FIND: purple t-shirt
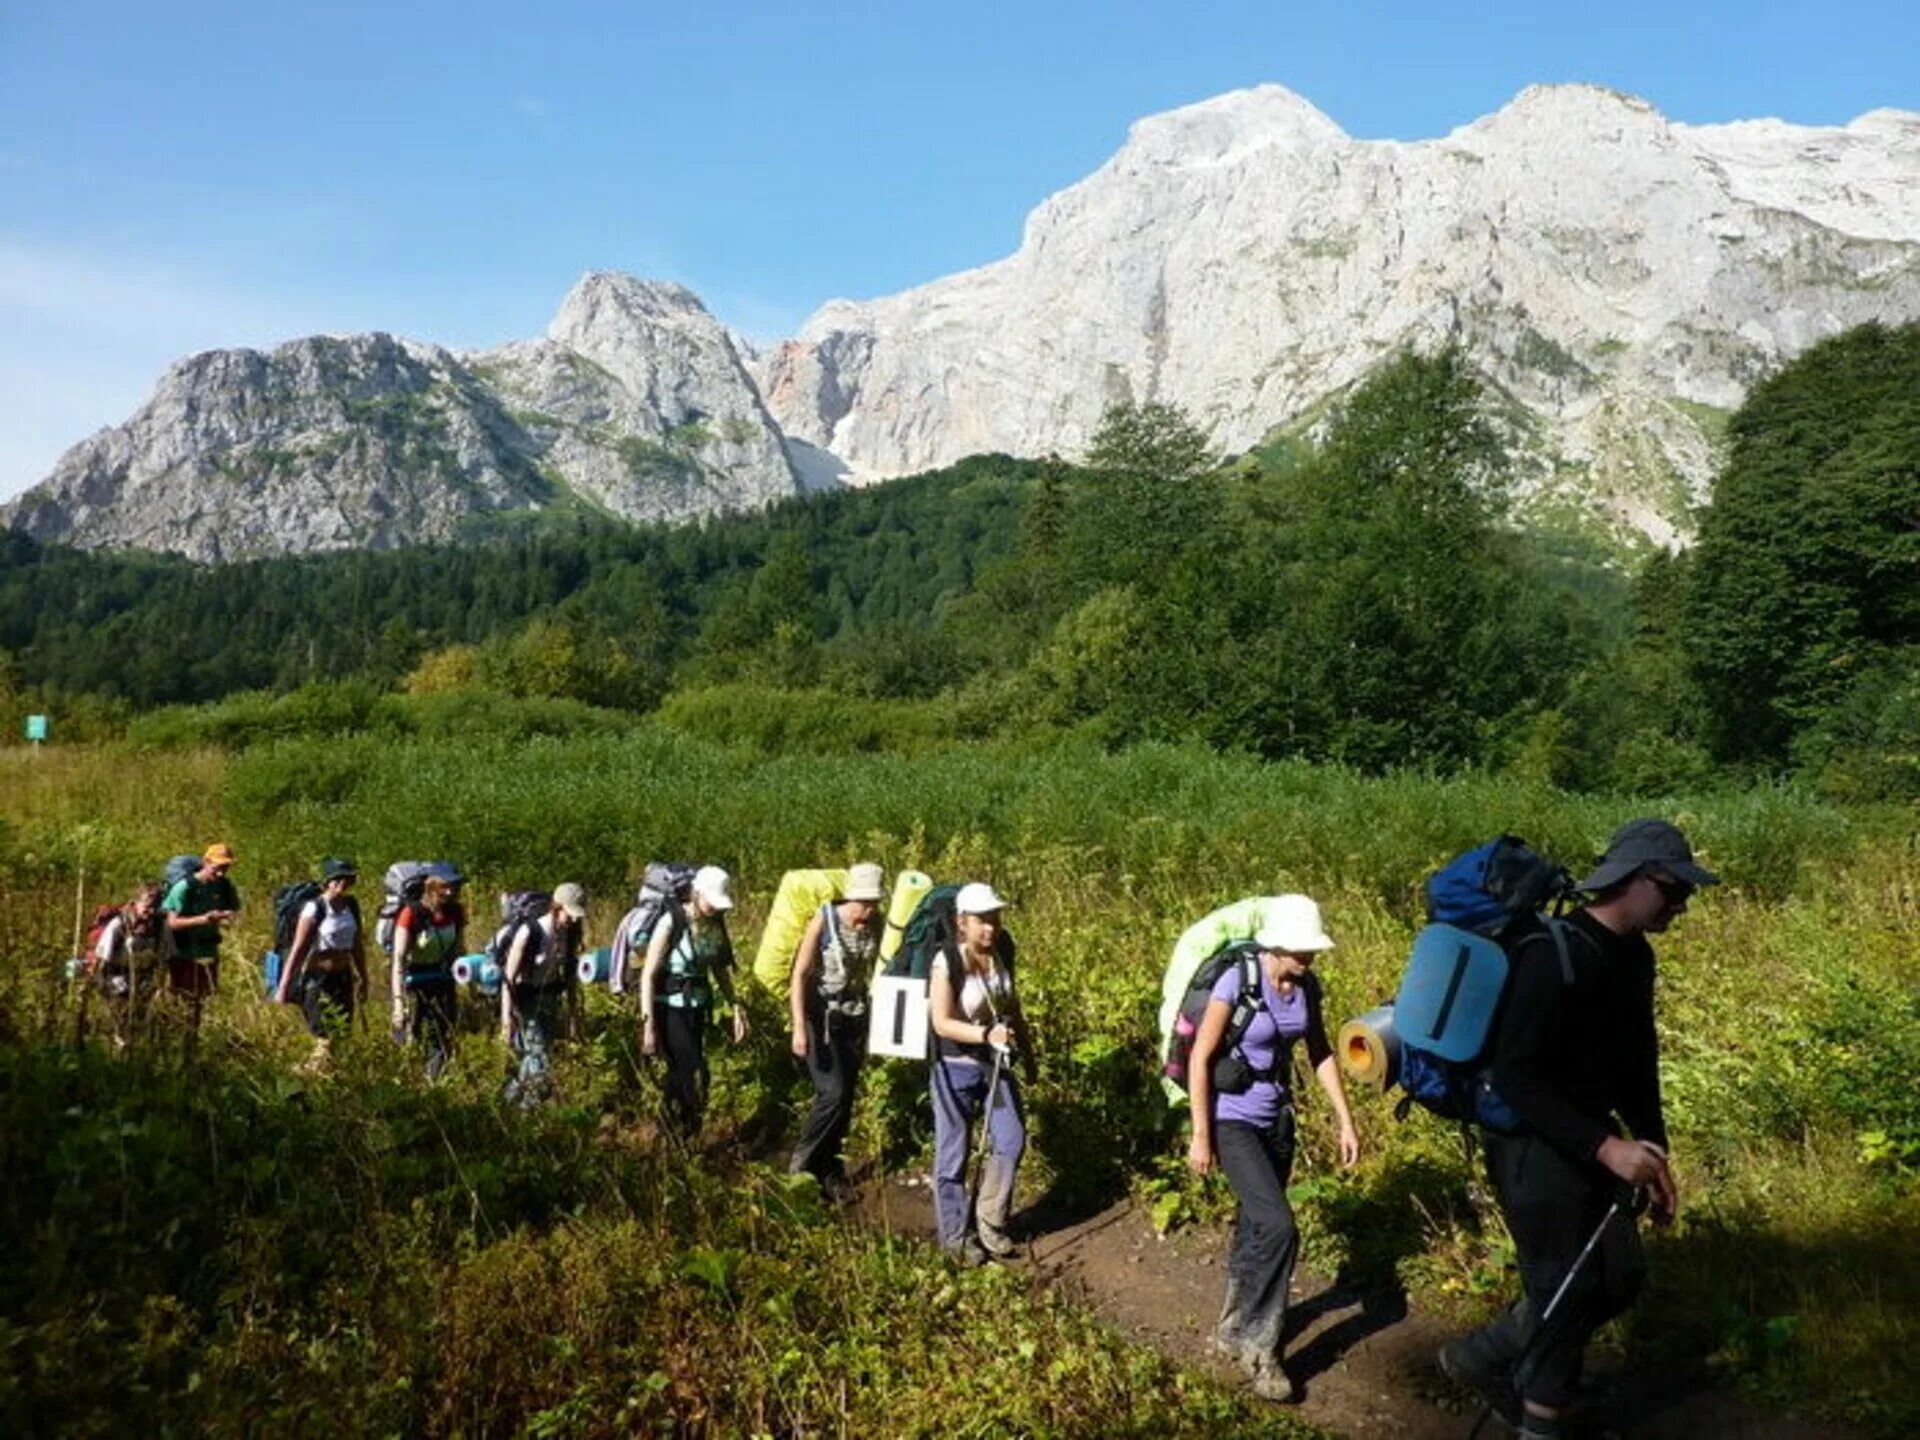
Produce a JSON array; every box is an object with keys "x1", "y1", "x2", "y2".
[{"x1": 1208, "y1": 963, "x2": 1312, "y2": 1127}]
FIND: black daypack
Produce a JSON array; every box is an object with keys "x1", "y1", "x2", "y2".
[
  {"x1": 1162, "y1": 941, "x2": 1284, "y2": 1095},
  {"x1": 486, "y1": 891, "x2": 567, "y2": 989},
  {"x1": 272, "y1": 880, "x2": 325, "y2": 955}
]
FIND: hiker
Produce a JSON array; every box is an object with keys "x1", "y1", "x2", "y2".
[
  {"x1": 1185, "y1": 894, "x2": 1358, "y2": 1403},
  {"x1": 1438, "y1": 819, "x2": 1714, "y2": 1440},
  {"x1": 93, "y1": 881, "x2": 163, "y2": 1043},
  {"x1": 389, "y1": 871, "x2": 465, "y2": 1079},
  {"x1": 274, "y1": 858, "x2": 367, "y2": 1048},
  {"x1": 162, "y1": 843, "x2": 240, "y2": 1035},
  {"x1": 639, "y1": 865, "x2": 746, "y2": 1137},
  {"x1": 788, "y1": 861, "x2": 886, "y2": 1195},
  {"x1": 501, "y1": 884, "x2": 588, "y2": 1106},
  {"x1": 928, "y1": 882, "x2": 1036, "y2": 1265}
]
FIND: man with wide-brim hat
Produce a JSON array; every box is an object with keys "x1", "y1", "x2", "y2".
[{"x1": 1439, "y1": 818, "x2": 1718, "y2": 1440}]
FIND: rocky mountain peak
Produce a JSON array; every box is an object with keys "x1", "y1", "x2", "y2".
[{"x1": 1116, "y1": 83, "x2": 1346, "y2": 167}]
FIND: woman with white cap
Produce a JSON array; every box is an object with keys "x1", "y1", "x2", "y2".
[
  {"x1": 928, "y1": 881, "x2": 1035, "y2": 1264},
  {"x1": 788, "y1": 862, "x2": 887, "y2": 1195},
  {"x1": 641, "y1": 864, "x2": 747, "y2": 1137},
  {"x1": 501, "y1": 882, "x2": 588, "y2": 1106},
  {"x1": 1186, "y1": 894, "x2": 1359, "y2": 1403}
]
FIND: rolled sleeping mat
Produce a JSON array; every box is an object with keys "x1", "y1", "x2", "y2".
[
  {"x1": 879, "y1": 869, "x2": 934, "y2": 963},
  {"x1": 751, "y1": 868, "x2": 849, "y2": 992},
  {"x1": 452, "y1": 953, "x2": 502, "y2": 995},
  {"x1": 577, "y1": 946, "x2": 613, "y2": 986},
  {"x1": 1338, "y1": 1004, "x2": 1401, "y2": 1091}
]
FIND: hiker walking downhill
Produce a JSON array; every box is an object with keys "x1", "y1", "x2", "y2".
[
  {"x1": 1438, "y1": 819, "x2": 1714, "y2": 1440},
  {"x1": 1186, "y1": 894, "x2": 1359, "y2": 1403},
  {"x1": 501, "y1": 884, "x2": 588, "y2": 1106},
  {"x1": 788, "y1": 862, "x2": 886, "y2": 1196},
  {"x1": 274, "y1": 858, "x2": 368, "y2": 1055},
  {"x1": 640, "y1": 866, "x2": 747, "y2": 1138},
  {"x1": 162, "y1": 843, "x2": 240, "y2": 1039},
  {"x1": 928, "y1": 882, "x2": 1036, "y2": 1265},
  {"x1": 390, "y1": 872, "x2": 465, "y2": 1079},
  {"x1": 92, "y1": 881, "x2": 163, "y2": 1046}
]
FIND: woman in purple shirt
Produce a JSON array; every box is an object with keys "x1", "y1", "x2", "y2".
[{"x1": 1186, "y1": 894, "x2": 1360, "y2": 1403}]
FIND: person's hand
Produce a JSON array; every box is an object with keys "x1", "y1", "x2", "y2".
[
  {"x1": 732, "y1": 1009, "x2": 749, "y2": 1045},
  {"x1": 791, "y1": 1027, "x2": 808, "y2": 1059},
  {"x1": 1598, "y1": 1137, "x2": 1677, "y2": 1220},
  {"x1": 1337, "y1": 1119, "x2": 1361, "y2": 1168},
  {"x1": 641, "y1": 1019, "x2": 658, "y2": 1057},
  {"x1": 1187, "y1": 1131, "x2": 1215, "y2": 1177},
  {"x1": 986, "y1": 1021, "x2": 1011, "y2": 1050}
]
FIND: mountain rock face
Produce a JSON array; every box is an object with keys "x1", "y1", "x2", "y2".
[
  {"x1": 5, "y1": 275, "x2": 803, "y2": 562},
  {"x1": 758, "y1": 85, "x2": 1920, "y2": 545}
]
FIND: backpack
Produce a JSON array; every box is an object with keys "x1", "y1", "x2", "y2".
[
  {"x1": 82, "y1": 903, "x2": 123, "y2": 972},
  {"x1": 163, "y1": 854, "x2": 201, "y2": 891},
  {"x1": 749, "y1": 868, "x2": 849, "y2": 992},
  {"x1": 1360, "y1": 836, "x2": 1583, "y2": 1132},
  {"x1": 1156, "y1": 896, "x2": 1289, "y2": 1105},
  {"x1": 1161, "y1": 941, "x2": 1280, "y2": 1096},
  {"x1": 608, "y1": 862, "x2": 696, "y2": 994},
  {"x1": 868, "y1": 885, "x2": 1017, "y2": 1061},
  {"x1": 485, "y1": 890, "x2": 564, "y2": 989},
  {"x1": 376, "y1": 860, "x2": 462, "y2": 955}
]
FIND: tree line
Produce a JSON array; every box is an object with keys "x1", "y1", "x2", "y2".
[{"x1": 3, "y1": 324, "x2": 1915, "y2": 798}]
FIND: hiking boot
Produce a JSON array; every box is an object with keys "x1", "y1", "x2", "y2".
[
  {"x1": 978, "y1": 1224, "x2": 1022, "y2": 1261},
  {"x1": 950, "y1": 1236, "x2": 992, "y2": 1268},
  {"x1": 1438, "y1": 1338, "x2": 1521, "y2": 1429},
  {"x1": 1209, "y1": 1317, "x2": 1245, "y2": 1358},
  {"x1": 1246, "y1": 1354, "x2": 1296, "y2": 1403}
]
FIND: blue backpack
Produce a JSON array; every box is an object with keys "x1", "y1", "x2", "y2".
[{"x1": 1390, "y1": 837, "x2": 1583, "y2": 1131}]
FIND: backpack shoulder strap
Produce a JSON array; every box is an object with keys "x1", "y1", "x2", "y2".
[{"x1": 1538, "y1": 915, "x2": 1586, "y2": 986}]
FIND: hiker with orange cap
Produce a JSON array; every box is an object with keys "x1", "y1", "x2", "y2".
[{"x1": 162, "y1": 843, "x2": 241, "y2": 1037}]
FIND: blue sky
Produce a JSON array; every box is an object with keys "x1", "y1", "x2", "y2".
[{"x1": 1, "y1": 0, "x2": 1913, "y2": 498}]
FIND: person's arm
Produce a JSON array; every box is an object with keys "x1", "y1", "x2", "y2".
[
  {"x1": 1186, "y1": 997, "x2": 1232, "y2": 1175},
  {"x1": 1305, "y1": 980, "x2": 1359, "y2": 1166},
  {"x1": 788, "y1": 911, "x2": 827, "y2": 1057},
  {"x1": 639, "y1": 915, "x2": 673, "y2": 1056},
  {"x1": 390, "y1": 910, "x2": 412, "y2": 1031},
  {"x1": 499, "y1": 925, "x2": 531, "y2": 1044},
  {"x1": 1007, "y1": 986, "x2": 1038, "y2": 1085},
  {"x1": 96, "y1": 916, "x2": 121, "y2": 969},
  {"x1": 275, "y1": 904, "x2": 318, "y2": 1005},
  {"x1": 713, "y1": 932, "x2": 747, "y2": 1043}
]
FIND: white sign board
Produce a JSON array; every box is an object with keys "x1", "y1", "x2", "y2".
[{"x1": 867, "y1": 975, "x2": 930, "y2": 1060}]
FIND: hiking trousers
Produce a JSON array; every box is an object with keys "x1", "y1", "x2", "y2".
[
  {"x1": 1459, "y1": 1130, "x2": 1647, "y2": 1409},
  {"x1": 791, "y1": 1001, "x2": 867, "y2": 1183},
  {"x1": 931, "y1": 1056, "x2": 1024, "y2": 1253},
  {"x1": 408, "y1": 978, "x2": 457, "y2": 1080},
  {"x1": 299, "y1": 968, "x2": 355, "y2": 1039},
  {"x1": 1214, "y1": 1108, "x2": 1299, "y2": 1364},
  {"x1": 505, "y1": 985, "x2": 566, "y2": 1107},
  {"x1": 659, "y1": 1004, "x2": 711, "y2": 1138}
]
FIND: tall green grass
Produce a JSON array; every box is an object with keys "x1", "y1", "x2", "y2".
[{"x1": 1, "y1": 731, "x2": 1914, "y2": 1433}]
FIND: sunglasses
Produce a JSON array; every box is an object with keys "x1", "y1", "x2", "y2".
[{"x1": 1648, "y1": 874, "x2": 1694, "y2": 906}]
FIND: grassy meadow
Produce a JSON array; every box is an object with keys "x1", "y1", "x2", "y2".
[{"x1": 2, "y1": 722, "x2": 1916, "y2": 1435}]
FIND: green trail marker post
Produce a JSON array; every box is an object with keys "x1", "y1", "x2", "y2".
[{"x1": 25, "y1": 714, "x2": 49, "y2": 750}]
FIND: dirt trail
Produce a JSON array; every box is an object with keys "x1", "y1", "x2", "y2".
[{"x1": 856, "y1": 1174, "x2": 1848, "y2": 1440}]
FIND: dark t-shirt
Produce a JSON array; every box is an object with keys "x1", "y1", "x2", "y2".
[
  {"x1": 162, "y1": 873, "x2": 240, "y2": 963},
  {"x1": 1488, "y1": 910, "x2": 1667, "y2": 1164}
]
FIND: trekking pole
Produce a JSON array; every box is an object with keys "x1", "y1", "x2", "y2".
[
  {"x1": 966, "y1": 1041, "x2": 1009, "y2": 1219},
  {"x1": 1464, "y1": 1186, "x2": 1645, "y2": 1440}
]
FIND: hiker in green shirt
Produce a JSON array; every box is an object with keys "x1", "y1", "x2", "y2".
[{"x1": 162, "y1": 842, "x2": 241, "y2": 1040}]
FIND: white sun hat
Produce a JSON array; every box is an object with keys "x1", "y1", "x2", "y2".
[{"x1": 1253, "y1": 894, "x2": 1335, "y2": 953}]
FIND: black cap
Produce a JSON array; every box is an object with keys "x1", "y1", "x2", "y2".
[{"x1": 1576, "y1": 819, "x2": 1720, "y2": 893}]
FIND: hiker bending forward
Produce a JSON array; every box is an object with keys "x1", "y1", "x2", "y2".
[
  {"x1": 928, "y1": 882, "x2": 1035, "y2": 1264},
  {"x1": 276, "y1": 858, "x2": 368, "y2": 1040},
  {"x1": 1187, "y1": 895, "x2": 1358, "y2": 1404},
  {"x1": 1440, "y1": 820, "x2": 1709, "y2": 1440},
  {"x1": 640, "y1": 866, "x2": 746, "y2": 1137},
  {"x1": 501, "y1": 884, "x2": 587, "y2": 1106},
  {"x1": 788, "y1": 862, "x2": 886, "y2": 1193}
]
